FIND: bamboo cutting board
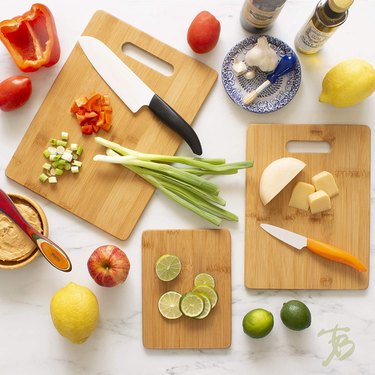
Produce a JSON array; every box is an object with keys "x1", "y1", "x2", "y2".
[
  {"x1": 6, "y1": 11, "x2": 217, "y2": 240},
  {"x1": 245, "y1": 124, "x2": 370, "y2": 290},
  {"x1": 142, "y1": 229, "x2": 231, "y2": 349}
]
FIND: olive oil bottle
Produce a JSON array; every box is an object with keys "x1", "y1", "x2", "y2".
[{"x1": 295, "y1": 0, "x2": 353, "y2": 54}]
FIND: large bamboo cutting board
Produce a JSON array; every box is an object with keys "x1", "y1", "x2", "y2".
[
  {"x1": 245, "y1": 124, "x2": 370, "y2": 290},
  {"x1": 6, "y1": 11, "x2": 217, "y2": 240},
  {"x1": 142, "y1": 229, "x2": 231, "y2": 349}
]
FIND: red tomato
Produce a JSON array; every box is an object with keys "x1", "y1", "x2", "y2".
[
  {"x1": 187, "y1": 11, "x2": 221, "y2": 54},
  {"x1": 0, "y1": 76, "x2": 32, "y2": 112}
]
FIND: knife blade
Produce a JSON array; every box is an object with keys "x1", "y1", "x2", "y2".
[
  {"x1": 79, "y1": 36, "x2": 202, "y2": 155},
  {"x1": 260, "y1": 223, "x2": 367, "y2": 272}
]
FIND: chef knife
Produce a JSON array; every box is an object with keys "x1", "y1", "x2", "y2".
[
  {"x1": 260, "y1": 223, "x2": 367, "y2": 272},
  {"x1": 79, "y1": 36, "x2": 202, "y2": 155}
]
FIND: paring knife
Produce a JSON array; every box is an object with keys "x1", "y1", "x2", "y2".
[
  {"x1": 0, "y1": 190, "x2": 72, "y2": 272},
  {"x1": 79, "y1": 36, "x2": 202, "y2": 155},
  {"x1": 260, "y1": 223, "x2": 367, "y2": 272}
]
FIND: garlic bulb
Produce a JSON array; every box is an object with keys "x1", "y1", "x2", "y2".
[{"x1": 245, "y1": 36, "x2": 279, "y2": 72}]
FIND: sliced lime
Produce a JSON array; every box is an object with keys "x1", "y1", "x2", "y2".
[
  {"x1": 194, "y1": 273, "x2": 215, "y2": 288},
  {"x1": 180, "y1": 292, "x2": 204, "y2": 318},
  {"x1": 194, "y1": 293, "x2": 212, "y2": 320},
  {"x1": 192, "y1": 285, "x2": 218, "y2": 309},
  {"x1": 155, "y1": 254, "x2": 181, "y2": 282},
  {"x1": 158, "y1": 291, "x2": 182, "y2": 319}
]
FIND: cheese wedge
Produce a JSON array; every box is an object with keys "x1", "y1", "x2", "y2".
[
  {"x1": 308, "y1": 190, "x2": 331, "y2": 214},
  {"x1": 311, "y1": 171, "x2": 339, "y2": 198},
  {"x1": 289, "y1": 182, "x2": 315, "y2": 211}
]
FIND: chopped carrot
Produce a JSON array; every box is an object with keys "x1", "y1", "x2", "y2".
[{"x1": 70, "y1": 93, "x2": 113, "y2": 135}]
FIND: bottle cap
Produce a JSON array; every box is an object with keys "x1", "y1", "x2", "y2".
[{"x1": 328, "y1": 0, "x2": 354, "y2": 13}]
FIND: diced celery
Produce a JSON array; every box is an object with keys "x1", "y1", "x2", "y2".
[
  {"x1": 76, "y1": 145, "x2": 83, "y2": 156},
  {"x1": 56, "y1": 146, "x2": 65, "y2": 155},
  {"x1": 43, "y1": 149, "x2": 51, "y2": 158},
  {"x1": 56, "y1": 140, "x2": 68, "y2": 147},
  {"x1": 55, "y1": 168, "x2": 64, "y2": 176},
  {"x1": 42, "y1": 163, "x2": 52, "y2": 170},
  {"x1": 61, "y1": 131, "x2": 69, "y2": 140},
  {"x1": 62, "y1": 152, "x2": 73, "y2": 162},
  {"x1": 39, "y1": 173, "x2": 48, "y2": 182}
]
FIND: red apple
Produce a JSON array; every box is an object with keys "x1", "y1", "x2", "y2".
[{"x1": 87, "y1": 245, "x2": 130, "y2": 287}]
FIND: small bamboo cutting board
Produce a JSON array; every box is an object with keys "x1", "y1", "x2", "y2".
[
  {"x1": 6, "y1": 11, "x2": 217, "y2": 240},
  {"x1": 142, "y1": 229, "x2": 231, "y2": 349},
  {"x1": 245, "y1": 124, "x2": 370, "y2": 290}
]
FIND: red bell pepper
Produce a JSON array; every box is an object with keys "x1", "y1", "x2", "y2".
[{"x1": 0, "y1": 3, "x2": 60, "y2": 72}]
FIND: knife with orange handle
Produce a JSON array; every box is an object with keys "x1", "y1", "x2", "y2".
[{"x1": 260, "y1": 224, "x2": 367, "y2": 272}]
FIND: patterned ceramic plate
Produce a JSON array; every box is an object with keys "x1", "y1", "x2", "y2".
[{"x1": 221, "y1": 35, "x2": 301, "y2": 113}]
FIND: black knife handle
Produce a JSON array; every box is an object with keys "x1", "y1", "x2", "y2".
[{"x1": 149, "y1": 94, "x2": 202, "y2": 155}]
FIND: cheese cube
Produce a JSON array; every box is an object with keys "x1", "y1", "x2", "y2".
[
  {"x1": 308, "y1": 190, "x2": 331, "y2": 214},
  {"x1": 311, "y1": 171, "x2": 339, "y2": 198},
  {"x1": 289, "y1": 182, "x2": 315, "y2": 210}
]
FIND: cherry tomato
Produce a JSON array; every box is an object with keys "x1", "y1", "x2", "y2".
[
  {"x1": 0, "y1": 76, "x2": 32, "y2": 112},
  {"x1": 187, "y1": 11, "x2": 221, "y2": 54}
]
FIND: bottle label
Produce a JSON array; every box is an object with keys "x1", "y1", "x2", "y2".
[
  {"x1": 242, "y1": 0, "x2": 285, "y2": 28},
  {"x1": 295, "y1": 20, "x2": 336, "y2": 53}
]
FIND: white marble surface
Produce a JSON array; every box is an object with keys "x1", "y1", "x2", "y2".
[{"x1": 0, "y1": 1, "x2": 374, "y2": 374}]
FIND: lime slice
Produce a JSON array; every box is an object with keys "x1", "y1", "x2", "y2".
[
  {"x1": 194, "y1": 293, "x2": 212, "y2": 320},
  {"x1": 192, "y1": 285, "x2": 218, "y2": 309},
  {"x1": 180, "y1": 292, "x2": 204, "y2": 318},
  {"x1": 155, "y1": 254, "x2": 181, "y2": 281},
  {"x1": 158, "y1": 291, "x2": 182, "y2": 320},
  {"x1": 194, "y1": 273, "x2": 215, "y2": 288}
]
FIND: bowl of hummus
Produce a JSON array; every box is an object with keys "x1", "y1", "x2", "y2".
[{"x1": 0, "y1": 193, "x2": 48, "y2": 269}]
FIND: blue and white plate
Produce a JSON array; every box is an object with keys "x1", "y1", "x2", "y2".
[{"x1": 221, "y1": 35, "x2": 301, "y2": 113}]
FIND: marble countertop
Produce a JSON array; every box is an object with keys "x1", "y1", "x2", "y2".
[{"x1": 0, "y1": 1, "x2": 374, "y2": 374}]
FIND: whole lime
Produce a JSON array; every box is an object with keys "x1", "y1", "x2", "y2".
[
  {"x1": 280, "y1": 300, "x2": 311, "y2": 331},
  {"x1": 242, "y1": 308, "x2": 274, "y2": 339}
]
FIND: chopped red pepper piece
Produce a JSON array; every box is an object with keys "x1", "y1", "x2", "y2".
[
  {"x1": 0, "y1": 4, "x2": 60, "y2": 72},
  {"x1": 70, "y1": 93, "x2": 113, "y2": 135}
]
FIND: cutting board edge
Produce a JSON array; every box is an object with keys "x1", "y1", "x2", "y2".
[
  {"x1": 244, "y1": 123, "x2": 370, "y2": 290},
  {"x1": 5, "y1": 12, "x2": 218, "y2": 240},
  {"x1": 141, "y1": 228, "x2": 232, "y2": 349}
]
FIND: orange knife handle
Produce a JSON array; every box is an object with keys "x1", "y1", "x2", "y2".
[{"x1": 306, "y1": 238, "x2": 367, "y2": 272}]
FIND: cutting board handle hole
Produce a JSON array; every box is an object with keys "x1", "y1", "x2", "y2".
[
  {"x1": 286, "y1": 140, "x2": 332, "y2": 154},
  {"x1": 122, "y1": 42, "x2": 174, "y2": 77}
]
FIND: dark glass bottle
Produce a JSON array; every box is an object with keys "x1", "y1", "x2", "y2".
[{"x1": 240, "y1": 0, "x2": 287, "y2": 32}]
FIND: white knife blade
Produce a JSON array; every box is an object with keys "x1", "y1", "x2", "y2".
[
  {"x1": 79, "y1": 36, "x2": 153, "y2": 113},
  {"x1": 78, "y1": 36, "x2": 202, "y2": 155},
  {"x1": 260, "y1": 223, "x2": 307, "y2": 250}
]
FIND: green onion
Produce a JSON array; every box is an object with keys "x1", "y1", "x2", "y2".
[{"x1": 93, "y1": 137, "x2": 253, "y2": 225}]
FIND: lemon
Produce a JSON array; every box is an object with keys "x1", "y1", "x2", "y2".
[
  {"x1": 50, "y1": 282, "x2": 99, "y2": 344},
  {"x1": 319, "y1": 58, "x2": 375, "y2": 107},
  {"x1": 280, "y1": 300, "x2": 311, "y2": 331},
  {"x1": 158, "y1": 291, "x2": 182, "y2": 319},
  {"x1": 242, "y1": 308, "x2": 274, "y2": 339},
  {"x1": 155, "y1": 254, "x2": 181, "y2": 281}
]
